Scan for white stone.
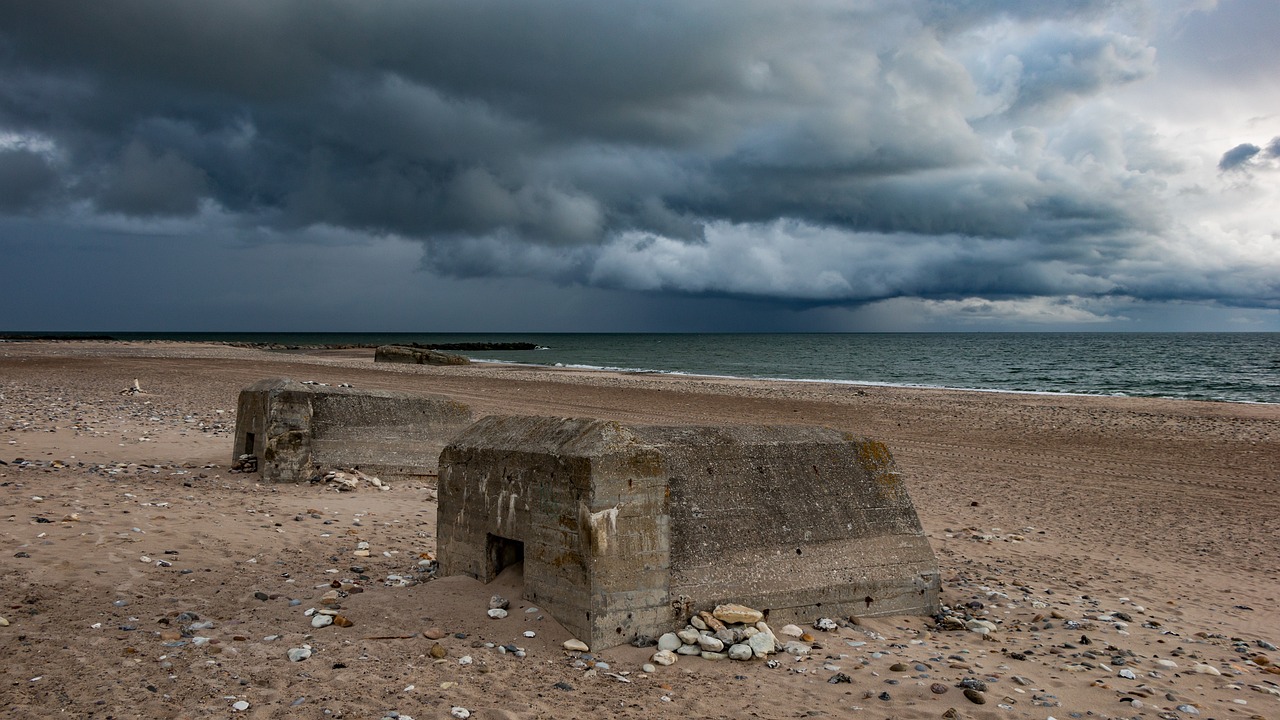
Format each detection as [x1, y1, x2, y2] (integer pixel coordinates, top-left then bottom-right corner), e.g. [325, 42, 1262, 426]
[451, 708, 471, 719]
[642, 663, 657, 673]
[697, 635, 725, 652]
[728, 643, 754, 661]
[782, 641, 811, 656]
[748, 631, 776, 658]
[310, 614, 333, 628]
[563, 639, 589, 652]
[700, 651, 728, 661]
[657, 633, 682, 651]
[814, 617, 838, 632]
[780, 624, 805, 638]
[676, 644, 701, 656]
[231, 700, 249, 711]
[287, 647, 311, 662]
[1155, 659, 1178, 669]
[651, 649, 678, 666]
[486, 608, 508, 619]
[676, 628, 701, 644]
[689, 615, 707, 630]
[1192, 664, 1221, 676]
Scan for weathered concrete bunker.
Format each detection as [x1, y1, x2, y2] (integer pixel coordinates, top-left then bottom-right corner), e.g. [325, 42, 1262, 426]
[232, 378, 474, 482]
[437, 416, 940, 650]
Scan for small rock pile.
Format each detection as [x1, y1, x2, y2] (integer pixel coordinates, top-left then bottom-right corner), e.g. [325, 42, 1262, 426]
[318, 468, 388, 491]
[650, 603, 784, 665]
[230, 454, 258, 473]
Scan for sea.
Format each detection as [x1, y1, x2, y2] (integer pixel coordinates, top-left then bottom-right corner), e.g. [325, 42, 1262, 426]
[24, 331, 1275, 405]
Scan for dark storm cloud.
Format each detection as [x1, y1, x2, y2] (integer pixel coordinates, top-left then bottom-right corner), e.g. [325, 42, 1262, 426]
[0, 147, 60, 212]
[1218, 143, 1261, 171]
[0, 0, 1274, 320]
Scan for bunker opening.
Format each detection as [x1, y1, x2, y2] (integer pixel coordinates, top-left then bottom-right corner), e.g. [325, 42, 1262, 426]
[486, 534, 524, 580]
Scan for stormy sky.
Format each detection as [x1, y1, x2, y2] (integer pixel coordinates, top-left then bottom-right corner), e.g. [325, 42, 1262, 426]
[1, 0, 1278, 331]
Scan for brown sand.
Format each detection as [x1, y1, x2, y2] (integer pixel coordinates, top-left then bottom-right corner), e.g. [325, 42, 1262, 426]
[1, 341, 1277, 720]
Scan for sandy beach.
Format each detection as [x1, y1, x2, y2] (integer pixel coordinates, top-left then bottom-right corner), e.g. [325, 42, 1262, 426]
[1, 341, 1277, 720]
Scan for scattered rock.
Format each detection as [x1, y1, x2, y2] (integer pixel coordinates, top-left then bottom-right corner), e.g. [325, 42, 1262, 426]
[963, 688, 986, 704]
[287, 647, 312, 662]
[651, 649, 678, 666]
[563, 639, 589, 652]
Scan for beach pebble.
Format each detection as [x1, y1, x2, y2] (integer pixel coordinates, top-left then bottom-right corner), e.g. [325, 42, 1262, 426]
[728, 643, 754, 661]
[782, 641, 811, 656]
[780, 624, 805, 638]
[1118, 668, 1136, 680]
[1191, 663, 1221, 675]
[231, 700, 249, 711]
[677, 628, 701, 644]
[963, 688, 987, 704]
[1155, 658, 1178, 669]
[310, 613, 333, 628]
[748, 631, 776, 657]
[642, 663, 657, 673]
[1175, 704, 1200, 715]
[657, 633, 682, 651]
[487, 608, 508, 619]
[676, 644, 701, 656]
[287, 647, 311, 662]
[489, 595, 509, 610]
[651, 649, 678, 666]
[713, 604, 763, 625]
[697, 635, 725, 652]
[450, 708, 471, 719]
[563, 639, 589, 652]
[814, 617, 838, 632]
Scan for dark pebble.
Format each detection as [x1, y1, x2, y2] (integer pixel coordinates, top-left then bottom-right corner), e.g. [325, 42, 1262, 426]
[963, 688, 986, 704]
[553, 682, 574, 691]
[878, 691, 891, 701]
[930, 683, 949, 694]
[957, 678, 987, 692]
[828, 673, 852, 684]
[889, 662, 907, 672]
[254, 591, 269, 601]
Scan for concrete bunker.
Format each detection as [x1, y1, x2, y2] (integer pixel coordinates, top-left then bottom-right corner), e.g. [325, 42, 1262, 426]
[232, 378, 474, 482]
[437, 416, 940, 650]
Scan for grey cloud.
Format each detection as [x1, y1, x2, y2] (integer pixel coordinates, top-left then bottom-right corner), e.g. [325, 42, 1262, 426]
[94, 141, 209, 216]
[1218, 143, 1261, 171]
[1267, 137, 1280, 158]
[0, 0, 1273, 320]
[0, 147, 60, 212]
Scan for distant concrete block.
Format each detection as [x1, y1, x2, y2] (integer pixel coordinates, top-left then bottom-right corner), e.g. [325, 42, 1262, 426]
[437, 416, 940, 651]
[232, 378, 474, 482]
